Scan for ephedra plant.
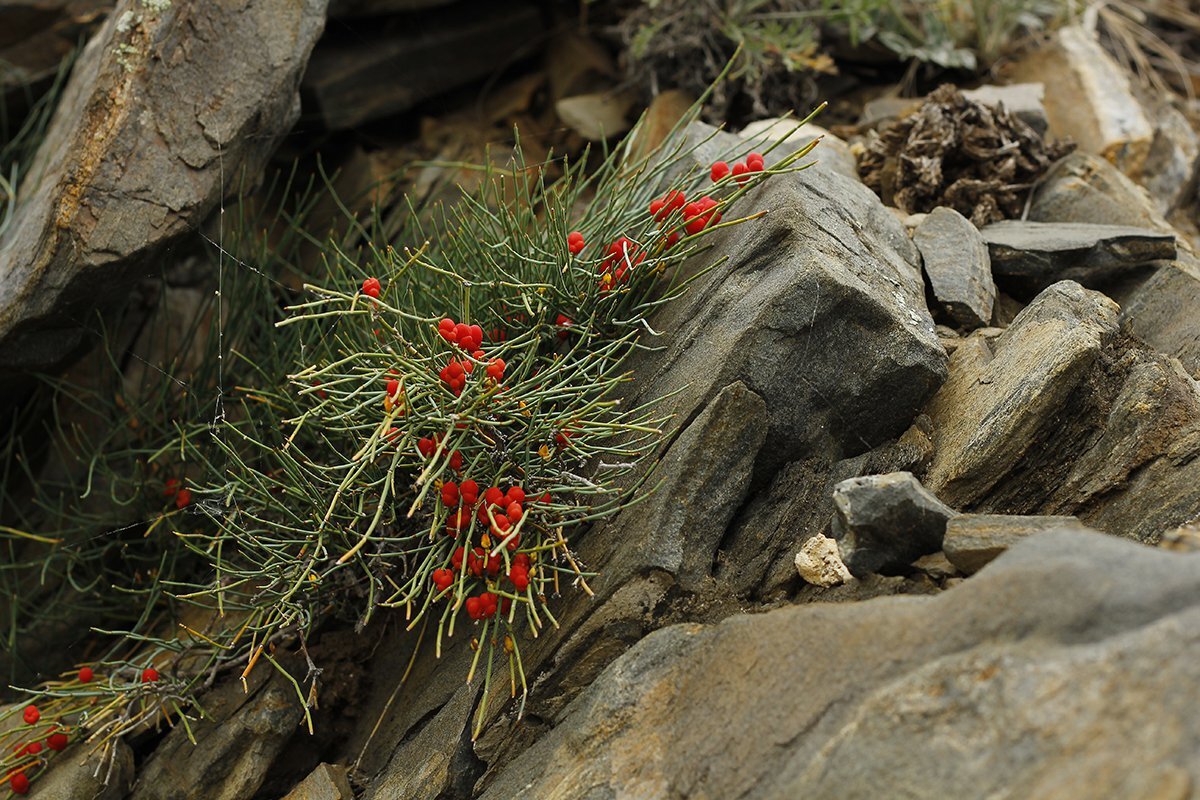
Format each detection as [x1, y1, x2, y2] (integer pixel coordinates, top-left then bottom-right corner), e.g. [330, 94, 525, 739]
[0, 102, 820, 793]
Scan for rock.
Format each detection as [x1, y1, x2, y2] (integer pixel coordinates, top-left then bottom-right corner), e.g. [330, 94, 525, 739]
[924, 281, 1119, 507]
[913, 206, 995, 328]
[1140, 100, 1200, 215]
[1120, 253, 1200, 378]
[282, 764, 354, 800]
[129, 663, 305, 800]
[923, 279, 1200, 541]
[981, 220, 1176, 294]
[738, 117, 859, 182]
[1029, 152, 1170, 231]
[555, 91, 635, 141]
[27, 739, 133, 799]
[0, 0, 327, 379]
[831, 472, 956, 576]
[478, 530, 1200, 800]
[911, 551, 959, 580]
[794, 534, 852, 587]
[944, 513, 1081, 574]
[1008, 25, 1154, 174]
[962, 83, 1048, 136]
[353, 123, 948, 792]
[302, 0, 540, 130]
[858, 95, 922, 128]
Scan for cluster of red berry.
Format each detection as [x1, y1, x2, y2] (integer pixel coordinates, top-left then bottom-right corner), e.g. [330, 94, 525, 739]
[710, 152, 765, 184]
[361, 277, 382, 299]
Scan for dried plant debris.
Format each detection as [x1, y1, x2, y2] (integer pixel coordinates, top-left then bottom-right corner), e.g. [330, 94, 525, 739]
[858, 84, 1075, 225]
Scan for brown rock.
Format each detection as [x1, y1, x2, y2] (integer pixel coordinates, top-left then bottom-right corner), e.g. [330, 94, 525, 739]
[943, 513, 1081, 574]
[282, 763, 354, 800]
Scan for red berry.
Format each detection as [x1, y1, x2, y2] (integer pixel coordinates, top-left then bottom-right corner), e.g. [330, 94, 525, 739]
[555, 314, 572, 340]
[651, 190, 686, 221]
[163, 478, 180, 496]
[514, 553, 531, 571]
[10, 773, 29, 795]
[78, 667, 94, 683]
[711, 161, 731, 182]
[25, 742, 41, 756]
[438, 318, 456, 341]
[451, 546, 465, 570]
[509, 567, 529, 592]
[361, 277, 381, 298]
[21, 706, 38, 725]
[449, 450, 463, 471]
[460, 479, 479, 505]
[732, 162, 750, 184]
[465, 596, 483, 620]
[567, 231, 585, 255]
[505, 486, 526, 506]
[141, 668, 159, 683]
[506, 502, 523, 524]
[441, 482, 460, 507]
[468, 547, 486, 577]
[385, 378, 400, 399]
[538, 492, 552, 505]
[46, 732, 68, 751]
[446, 508, 470, 534]
[384, 427, 402, 443]
[664, 231, 680, 249]
[479, 592, 498, 618]
[747, 152, 765, 170]
[175, 488, 191, 509]
[418, 437, 436, 457]
[485, 358, 505, 382]
[432, 568, 454, 591]
[555, 431, 571, 448]
[484, 487, 505, 508]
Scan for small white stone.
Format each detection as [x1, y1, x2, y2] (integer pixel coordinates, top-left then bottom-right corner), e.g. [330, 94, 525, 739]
[795, 534, 853, 587]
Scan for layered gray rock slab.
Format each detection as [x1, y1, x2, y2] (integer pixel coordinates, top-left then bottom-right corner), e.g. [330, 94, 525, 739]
[923, 280, 1200, 541]
[944, 513, 1081, 574]
[831, 471, 956, 576]
[924, 280, 1119, 506]
[129, 664, 305, 800]
[0, 0, 327, 377]
[1029, 152, 1169, 231]
[353, 123, 949, 795]
[913, 206, 995, 328]
[1122, 251, 1200, 378]
[981, 220, 1176, 294]
[480, 529, 1200, 800]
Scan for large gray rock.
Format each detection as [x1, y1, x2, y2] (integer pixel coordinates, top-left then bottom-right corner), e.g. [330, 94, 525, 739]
[479, 529, 1200, 800]
[943, 513, 1081, 574]
[913, 206, 995, 328]
[1121, 251, 1200, 378]
[924, 279, 1200, 541]
[0, 0, 327, 377]
[832, 471, 956, 576]
[352, 123, 949, 796]
[26, 738, 133, 800]
[981, 220, 1176, 294]
[1029, 152, 1169, 231]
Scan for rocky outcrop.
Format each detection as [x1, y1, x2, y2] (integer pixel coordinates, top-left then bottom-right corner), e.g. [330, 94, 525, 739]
[351, 122, 949, 797]
[479, 529, 1200, 800]
[0, 0, 327, 378]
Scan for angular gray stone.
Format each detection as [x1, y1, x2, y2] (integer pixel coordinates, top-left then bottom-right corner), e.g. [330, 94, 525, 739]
[923, 279, 1200, 542]
[943, 513, 1081, 574]
[26, 738, 133, 800]
[478, 529, 1200, 800]
[981, 220, 1176, 294]
[913, 206, 995, 328]
[924, 281, 1119, 507]
[130, 663, 305, 800]
[283, 763, 355, 800]
[1140, 100, 1200, 215]
[1029, 152, 1170, 231]
[832, 471, 956, 575]
[0, 0, 327, 378]
[1122, 251, 1200, 378]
